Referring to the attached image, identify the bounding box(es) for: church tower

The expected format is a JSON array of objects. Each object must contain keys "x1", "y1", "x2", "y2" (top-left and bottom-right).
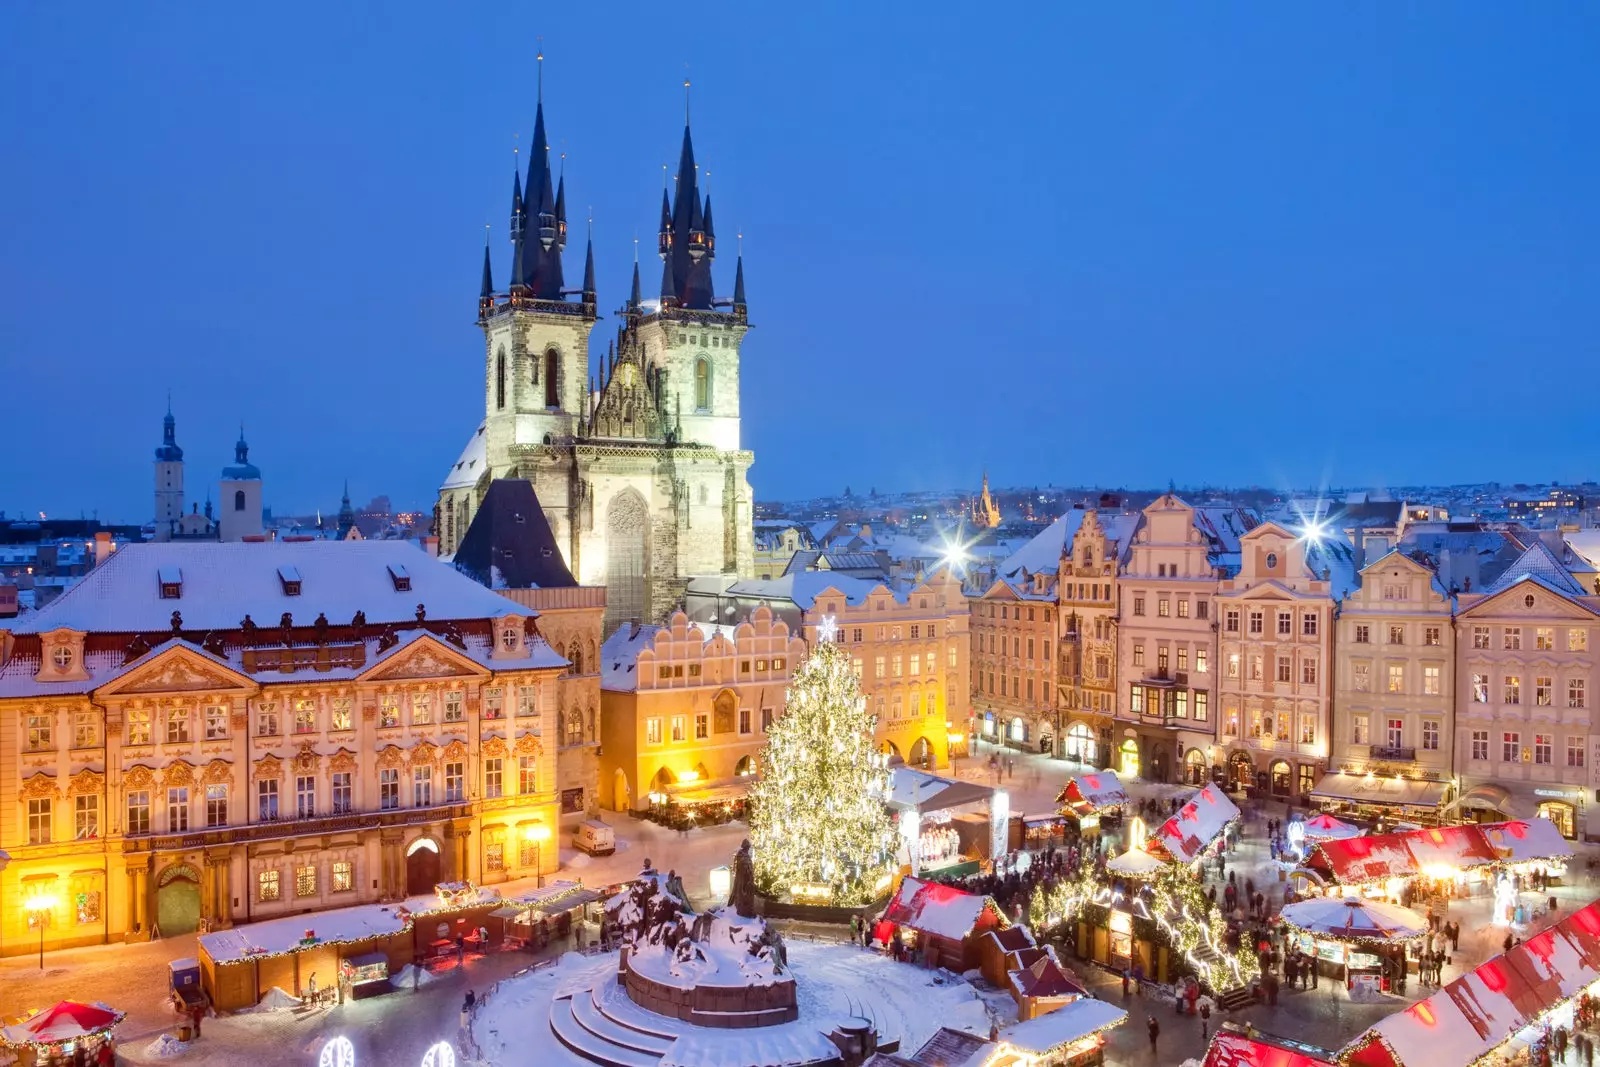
[
  {"x1": 218, "y1": 430, "x2": 264, "y2": 542},
  {"x1": 478, "y1": 68, "x2": 597, "y2": 482},
  {"x1": 153, "y1": 400, "x2": 185, "y2": 541}
]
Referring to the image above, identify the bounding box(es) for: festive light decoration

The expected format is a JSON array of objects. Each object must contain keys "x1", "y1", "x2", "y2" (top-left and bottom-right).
[
  {"x1": 748, "y1": 638, "x2": 895, "y2": 905},
  {"x1": 1029, "y1": 859, "x2": 1258, "y2": 993},
  {"x1": 421, "y1": 1041, "x2": 455, "y2": 1067},
  {"x1": 319, "y1": 1036, "x2": 355, "y2": 1067}
]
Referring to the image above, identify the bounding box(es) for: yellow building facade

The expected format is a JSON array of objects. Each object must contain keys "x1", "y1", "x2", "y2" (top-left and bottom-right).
[{"x1": 0, "y1": 542, "x2": 566, "y2": 957}]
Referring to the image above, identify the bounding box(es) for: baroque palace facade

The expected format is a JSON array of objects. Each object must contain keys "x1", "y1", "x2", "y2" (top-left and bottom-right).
[
  {"x1": 0, "y1": 541, "x2": 569, "y2": 956},
  {"x1": 437, "y1": 86, "x2": 755, "y2": 634}
]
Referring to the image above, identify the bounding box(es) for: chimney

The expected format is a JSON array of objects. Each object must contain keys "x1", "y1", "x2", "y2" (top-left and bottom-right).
[
  {"x1": 93, "y1": 532, "x2": 115, "y2": 568},
  {"x1": 421, "y1": 535, "x2": 440, "y2": 558}
]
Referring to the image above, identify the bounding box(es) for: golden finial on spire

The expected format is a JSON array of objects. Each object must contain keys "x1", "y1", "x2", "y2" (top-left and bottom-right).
[
  {"x1": 684, "y1": 65, "x2": 691, "y2": 123},
  {"x1": 536, "y1": 36, "x2": 545, "y2": 102}
]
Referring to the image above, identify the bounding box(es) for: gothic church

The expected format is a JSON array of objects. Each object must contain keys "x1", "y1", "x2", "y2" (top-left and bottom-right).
[{"x1": 437, "y1": 83, "x2": 755, "y2": 634}]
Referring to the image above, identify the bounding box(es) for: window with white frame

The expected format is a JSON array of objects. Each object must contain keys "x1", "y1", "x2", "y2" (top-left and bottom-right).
[
  {"x1": 1421, "y1": 720, "x2": 1439, "y2": 751},
  {"x1": 74, "y1": 794, "x2": 98, "y2": 839},
  {"x1": 1472, "y1": 626, "x2": 1490, "y2": 649},
  {"x1": 256, "y1": 702, "x2": 279, "y2": 736},
  {"x1": 1504, "y1": 676, "x2": 1521, "y2": 705},
  {"x1": 296, "y1": 775, "x2": 316, "y2": 818},
  {"x1": 1471, "y1": 730, "x2": 1488, "y2": 761},
  {"x1": 519, "y1": 755, "x2": 537, "y2": 794},
  {"x1": 1534, "y1": 734, "x2": 1553, "y2": 765},
  {"x1": 1351, "y1": 715, "x2": 1369, "y2": 745},
  {"x1": 412, "y1": 693, "x2": 433, "y2": 726},
  {"x1": 380, "y1": 768, "x2": 399, "y2": 810},
  {"x1": 168, "y1": 787, "x2": 189, "y2": 832},
  {"x1": 1536, "y1": 677, "x2": 1553, "y2": 707},
  {"x1": 1569, "y1": 736, "x2": 1586, "y2": 768},
  {"x1": 127, "y1": 791, "x2": 150, "y2": 835},
  {"x1": 1570, "y1": 629, "x2": 1589, "y2": 653},
  {"x1": 1502, "y1": 731, "x2": 1521, "y2": 763},
  {"x1": 444, "y1": 691, "x2": 464, "y2": 723},
  {"x1": 1473, "y1": 673, "x2": 1489, "y2": 702},
  {"x1": 445, "y1": 761, "x2": 464, "y2": 802},
  {"x1": 206, "y1": 784, "x2": 227, "y2": 828},
  {"x1": 1504, "y1": 627, "x2": 1522, "y2": 650},
  {"x1": 166, "y1": 706, "x2": 189, "y2": 745},
  {"x1": 332, "y1": 772, "x2": 352, "y2": 813},
  {"x1": 1277, "y1": 612, "x2": 1292, "y2": 635},
  {"x1": 331, "y1": 697, "x2": 353, "y2": 731},
  {"x1": 1423, "y1": 665, "x2": 1441, "y2": 696},
  {"x1": 1386, "y1": 718, "x2": 1403, "y2": 748},
  {"x1": 257, "y1": 779, "x2": 279, "y2": 820},
  {"x1": 1571, "y1": 679, "x2": 1587, "y2": 709},
  {"x1": 412, "y1": 766, "x2": 433, "y2": 807},
  {"x1": 1303, "y1": 613, "x2": 1319, "y2": 636},
  {"x1": 1536, "y1": 627, "x2": 1555, "y2": 651},
  {"x1": 205, "y1": 704, "x2": 228, "y2": 740}
]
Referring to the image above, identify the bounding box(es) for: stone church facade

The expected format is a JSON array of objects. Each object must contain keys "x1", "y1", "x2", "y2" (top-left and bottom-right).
[{"x1": 438, "y1": 91, "x2": 754, "y2": 634}]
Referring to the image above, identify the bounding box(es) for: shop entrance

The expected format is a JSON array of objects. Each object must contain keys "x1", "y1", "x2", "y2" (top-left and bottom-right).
[
  {"x1": 908, "y1": 737, "x2": 932, "y2": 768},
  {"x1": 1148, "y1": 744, "x2": 1170, "y2": 784},
  {"x1": 1270, "y1": 760, "x2": 1293, "y2": 797},
  {"x1": 1184, "y1": 749, "x2": 1208, "y2": 785},
  {"x1": 156, "y1": 864, "x2": 201, "y2": 937},
  {"x1": 1118, "y1": 739, "x2": 1140, "y2": 779},
  {"x1": 1538, "y1": 801, "x2": 1577, "y2": 839},
  {"x1": 1228, "y1": 752, "x2": 1255, "y2": 792},
  {"x1": 405, "y1": 838, "x2": 441, "y2": 896},
  {"x1": 1065, "y1": 723, "x2": 1098, "y2": 766}
]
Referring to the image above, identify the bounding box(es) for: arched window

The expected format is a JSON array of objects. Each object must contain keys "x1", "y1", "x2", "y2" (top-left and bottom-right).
[
  {"x1": 233, "y1": 490, "x2": 245, "y2": 511},
  {"x1": 495, "y1": 349, "x2": 506, "y2": 410},
  {"x1": 694, "y1": 358, "x2": 710, "y2": 411},
  {"x1": 544, "y1": 349, "x2": 559, "y2": 408}
]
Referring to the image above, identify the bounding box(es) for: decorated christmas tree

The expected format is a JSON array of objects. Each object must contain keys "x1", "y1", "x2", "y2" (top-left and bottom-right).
[{"x1": 749, "y1": 629, "x2": 896, "y2": 905}]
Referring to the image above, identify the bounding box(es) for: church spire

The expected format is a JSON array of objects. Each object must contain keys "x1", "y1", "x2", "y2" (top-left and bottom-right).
[
  {"x1": 509, "y1": 146, "x2": 523, "y2": 242},
  {"x1": 657, "y1": 112, "x2": 715, "y2": 309},
  {"x1": 732, "y1": 247, "x2": 746, "y2": 315},
  {"x1": 510, "y1": 50, "x2": 570, "y2": 304},
  {"x1": 479, "y1": 226, "x2": 495, "y2": 319},
  {"x1": 628, "y1": 248, "x2": 642, "y2": 312},
  {"x1": 581, "y1": 216, "x2": 597, "y2": 307}
]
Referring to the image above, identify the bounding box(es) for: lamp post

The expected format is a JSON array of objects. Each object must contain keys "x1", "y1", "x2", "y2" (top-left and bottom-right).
[
  {"x1": 26, "y1": 894, "x2": 56, "y2": 970},
  {"x1": 523, "y1": 825, "x2": 551, "y2": 888}
]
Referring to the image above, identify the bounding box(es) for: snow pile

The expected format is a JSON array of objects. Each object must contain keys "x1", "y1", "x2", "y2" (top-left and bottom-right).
[
  {"x1": 243, "y1": 987, "x2": 302, "y2": 1013},
  {"x1": 144, "y1": 1034, "x2": 191, "y2": 1059},
  {"x1": 392, "y1": 964, "x2": 438, "y2": 988}
]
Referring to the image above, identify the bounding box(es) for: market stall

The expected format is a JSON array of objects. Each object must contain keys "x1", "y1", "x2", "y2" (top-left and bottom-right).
[
  {"x1": 1339, "y1": 901, "x2": 1600, "y2": 1067},
  {"x1": 1018, "y1": 812, "x2": 1073, "y2": 852},
  {"x1": 0, "y1": 1002, "x2": 124, "y2": 1067},
  {"x1": 339, "y1": 952, "x2": 392, "y2": 1000},
  {"x1": 1202, "y1": 1025, "x2": 1339, "y2": 1067},
  {"x1": 495, "y1": 881, "x2": 606, "y2": 948},
  {"x1": 1106, "y1": 847, "x2": 1166, "y2": 880},
  {"x1": 1056, "y1": 771, "x2": 1130, "y2": 833},
  {"x1": 1302, "y1": 813, "x2": 1362, "y2": 841},
  {"x1": 198, "y1": 903, "x2": 413, "y2": 1012},
  {"x1": 876, "y1": 875, "x2": 1009, "y2": 971},
  {"x1": 980, "y1": 996, "x2": 1128, "y2": 1067},
  {"x1": 1279, "y1": 897, "x2": 1427, "y2": 988},
  {"x1": 1147, "y1": 783, "x2": 1241, "y2": 866},
  {"x1": 1308, "y1": 771, "x2": 1450, "y2": 827},
  {"x1": 882, "y1": 767, "x2": 1007, "y2": 875},
  {"x1": 1295, "y1": 818, "x2": 1572, "y2": 903}
]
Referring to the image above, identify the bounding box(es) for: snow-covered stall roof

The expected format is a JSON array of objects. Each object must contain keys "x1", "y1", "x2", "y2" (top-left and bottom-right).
[
  {"x1": 884, "y1": 767, "x2": 995, "y2": 814},
  {"x1": 1, "y1": 1001, "x2": 125, "y2": 1047},
  {"x1": 199, "y1": 903, "x2": 410, "y2": 964},
  {"x1": 1149, "y1": 784, "x2": 1239, "y2": 864},
  {"x1": 1481, "y1": 818, "x2": 1575, "y2": 865},
  {"x1": 1310, "y1": 833, "x2": 1423, "y2": 885},
  {"x1": 1056, "y1": 770, "x2": 1129, "y2": 814},
  {"x1": 1203, "y1": 1029, "x2": 1339, "y2": 1067},
  {"x1": 1400, "y1": 825, "x2": 1499, "y2": 871},
  {"x1": 883, "y1": 876, "x2": 1006, "y2": 941},
  {"x1": 994, "y1": 996, "x2": 1127, "y2": 1055},
  {"x1": 1341, "y1": 902, "x2": 1600, "y2": 1067}
]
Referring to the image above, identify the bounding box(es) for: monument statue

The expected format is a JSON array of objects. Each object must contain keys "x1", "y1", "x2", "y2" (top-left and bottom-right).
[{"x1": 730, "y1": 838, "x2": 757, "y2": 918}]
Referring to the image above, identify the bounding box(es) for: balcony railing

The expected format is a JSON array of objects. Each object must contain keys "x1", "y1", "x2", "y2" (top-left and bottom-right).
[
  {"x1": 1369, "y1": 745, "x2": 1417, "y2": 762},
  {"x1": 121, "y1": 801, "x2": 473, "y2": 853}
]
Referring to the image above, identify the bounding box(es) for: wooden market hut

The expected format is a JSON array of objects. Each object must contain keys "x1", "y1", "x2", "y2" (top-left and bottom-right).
[
  {"x1": 878, "y1": 875, "x2": 1008, "y2": 971},
  {"x1": 198, "y1": 903, "x2": 413, "y2": 1012}
]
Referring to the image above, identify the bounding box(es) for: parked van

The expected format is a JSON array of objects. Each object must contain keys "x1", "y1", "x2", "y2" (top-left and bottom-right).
[{"x1": 572, "y1": 819, "x2": 616, "y2": 856}]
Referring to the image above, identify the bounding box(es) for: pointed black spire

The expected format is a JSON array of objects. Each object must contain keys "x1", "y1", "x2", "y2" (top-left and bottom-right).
[
  {"x1": 628, "y1": 257, "x2": 642, "y2": 312},
  {"x1": 581, "y1": 227, "x2": 596, "y2": 305},
  {"x1": 510, "y1": 151, "x2": 524, "y2": 241},
  {"x1": 555, "y1": 168, "x2": 567, "y2": 250},
  {"x1": 702, "y1": 195, "x2": 715, "y2": 241},
  {"x1": 509, "y1": 225, "x2": 527, "y2": 292},
  {"x1": 479, "y1": 229, "x2": 496, "y2": 317},
  {"x1": 660, "y1": 253, "x2": 678, "y2": 307},
  {"x1": 732, "y1": 252, "x2": 746, "y2": 310},
  {"x1": 156, "y1": 398, "x2": 183, "y2": 461}
]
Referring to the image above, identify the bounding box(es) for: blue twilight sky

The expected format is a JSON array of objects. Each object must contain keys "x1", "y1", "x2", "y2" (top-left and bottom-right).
[{"x1": 3, "y1": 5, "x2": 1599, "y2": 523}]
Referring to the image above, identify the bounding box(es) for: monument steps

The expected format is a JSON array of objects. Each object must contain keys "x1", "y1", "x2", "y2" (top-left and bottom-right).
[{"x1": 549, "y1": 996, "x2": 662, "y2": 1067}]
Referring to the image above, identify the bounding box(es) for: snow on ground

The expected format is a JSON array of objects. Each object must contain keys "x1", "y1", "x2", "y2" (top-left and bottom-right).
[
  {"x1": 238, "y1": 987, "x2": 301, "y2": 1013},
  {"x1": 391, "y1": 964, "x2": 439, "y2": 989},
  {"x1": 469, "y1": 941, "x2": 994, "y2": 1066},
  {"x1": 143, "y1": 1034, "x2": 191, "y2": 1059}
]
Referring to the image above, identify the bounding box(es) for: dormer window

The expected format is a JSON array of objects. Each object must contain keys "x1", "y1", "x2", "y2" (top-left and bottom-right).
[
  {"x1": 278, "y1": 565, "x2": 302, "y2": 596},
  {"x1": 387, "y1": 563, "x2": 411, "y2": 592},
  {"x1": 158, "y1": 566, "x2": 183, "y2": 600},
  {"x1": 52, "y1": 646, "x2": 74, "y2": 671},
  {"x1": 501, "y1": 627, "x2": 519, "y2": 651}
]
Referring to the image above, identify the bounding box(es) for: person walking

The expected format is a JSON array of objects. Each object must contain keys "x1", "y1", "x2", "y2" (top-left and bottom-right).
[
  {"x1": 1147, "y1": 1017, "x2": 1160, "y2": 1054},
  {"x1": 1122, "y1": 968, "x2": 1131, "y2": 999},
  {"x1": 461, "y1": 989, "x2": 476, "y2": 1030},
  {"x1": 1200, "y1": 1001, "x2": 1212, "y2": 1043}
]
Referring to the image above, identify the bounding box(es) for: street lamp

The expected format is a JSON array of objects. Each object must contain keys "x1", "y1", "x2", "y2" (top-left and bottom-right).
[
  {"x1": 523, "y1": 825, "x2": 551, "y2": 888},
  {"x1": 26, "y1": 894, "x2": 56, "y2": 970}
]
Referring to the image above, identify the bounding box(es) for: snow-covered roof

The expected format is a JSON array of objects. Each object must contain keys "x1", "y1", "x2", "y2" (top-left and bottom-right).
[
  {"x1": 1485, "y1": 539, "x2": 1588, "y2": 598},
  {"x1": 440, "y1": 422, "x2": 489, "y2": 491},
  {"x1": 200, "y1": 903, "x2": 410, "y2": 964},
  {"x1": 883, "y1": 767, "x2": 995, "y2": 813},
  {"x1": 1481, "y1": 818, "x2": 1574, "y2": 865},
  {"x1": 1149, "y1": 784, "x2": 1240, "y2": 864},
  {"x1": 599, "y1": 623, "x2": 662, "y2": 692},
  {"x1": 995, "y1": 512, "x2": 1085, "y2": 582},
  {"x1": 1057, "y1": 770, "x2": 1128, "y2": 813},
  {"x1": 9, "y1": 541, "x2": 532, "y2": 635},
  {"x1": 1205, "y1": 1030, "x2": 1338, "y2": 1067},
  {"x1": 995, "y1": 996, "x2": 1126, "y2": 1055},
  {"x1": 883, "y1": 876, "x2": 1005, "y2": 940},
  {"x1": 719, "y1": 570, "x2": 907, "y2": 611}
]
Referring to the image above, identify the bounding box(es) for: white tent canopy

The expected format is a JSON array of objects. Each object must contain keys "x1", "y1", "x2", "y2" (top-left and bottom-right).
[
  {"x1": 1106, "y1": 848, "x2": 1166, "y2": 878},
  {"x1": 1280, "y1": 897, "x2": 1427, "y2": 943}
]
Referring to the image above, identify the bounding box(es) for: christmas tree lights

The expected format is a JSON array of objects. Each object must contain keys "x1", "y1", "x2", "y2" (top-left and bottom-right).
[{"x1": 748, "y1": 636, "x2": 896, "y2": 905}]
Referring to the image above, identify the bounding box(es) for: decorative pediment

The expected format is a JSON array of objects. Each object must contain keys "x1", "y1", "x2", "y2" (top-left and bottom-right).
[
  {"x1": 253, "y1": 755, "x2": 283, "y2": 781},
  {"x1": 360, "y1": 635, "x2": 486, "y2": 684},
  {"x1": 481, "y1": 736, "x2": 509, "y2": 759},
  {"x1": 99, "y1": 645, "x2": 254, "y2": 698},
  {"x1": 376, "y1": 746, "x2": 407, "y2": 771},
  {"x1": 329, "y1": 748, "x2": 358, "y2": 774},
  {"x1": 68, "y1": 770, "x2": 104, "y2": 796},
  {"x1": 292, "y1": 743, "x2": 320, "y2": 774},
  {"x1": 513, "y1": 733, "x2": 543, "y2": 757},
  {"x1": 162, "y1": 761, "x2": 196, "y2": 788},
  {"x1": 409, "y1": 741, "x2": 438, "y2": 765},
  {"x1": 442, "y1": 739, "x2": 469, "y2": 762},
  {"x1": 202, "y1": 759, "x2": 233, "y2": 786},
  {"x1": 124, "y1": 765, "x2": 156, "y2": 791},
  {"x1": 20, "y1": 773, "x2": 58, "y2": 801},
  {"x1": 1463, "y1": 579, "x2": 1600, "y2": 621}
]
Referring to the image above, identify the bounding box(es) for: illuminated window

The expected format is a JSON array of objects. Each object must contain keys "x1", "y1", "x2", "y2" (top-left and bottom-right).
[
  {"x1": 518, "y1": 756, "x2": 537, "y2": 794},
  {"x1": 296, "y1": 865, "x2": 317, "y2": 897},
  {"x1": 1423, "y1": 666, "x2": 1441, "y2": 696},
  {"x1": 646, "y1": 718, "x2": 662, "y2": 745},
  {"x1": 26, "y1": 712, "x2": 52, "y2": 751},
  {"x1": 1536, "y1": 628, "x2": 1555, "y2": 651},
  {"x1": 258, "y1": 870, "x2": 281, "y2": 902},
  {"x1": 332, "y1": 861, "x2": 354, "y2": 892},
  {"x1": 1536, "y1": 677, "x2": 1553, "y2": 707},
  {"x1": 1504, "y1": 676, "x2": 1521, "y2": 705},
  {"x1": 166, "y1": 706, "x2": 189, "y2": 744},
  {"x1": 1502, "y1": 731, "x2": 1521, "y2": 763},
  {"x1": 412, "y1": 693, "x2": 433, "y2": 726},
  {"x1": 331, "y1": 698, "x2": 353, "y2": 731},
  {"x1": 294, "y1": 699, "x2": 317, "y2": 734},
  {"x1": 127, "y1": 791, "x2": 151, "y2": 836},
  {"x1": 1387, "y1": 665, "x2": 1405, "y2": 693},
  {"x1": 1570, "y1": 629, "x2": 1589, "y2": 653},
  {"x1": 74, "y1": 794, "x2": 98, "y2": 839},
  {"x1": 205, "y1": 705, "x2": 228, "y2": 740}
]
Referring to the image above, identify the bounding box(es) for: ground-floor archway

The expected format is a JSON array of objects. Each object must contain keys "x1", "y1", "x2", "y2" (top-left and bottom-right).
[
  {"x1": 1147, "y1": 743, "x2": 1170, "y2": 784},
  {"x1": 879, "y1": 740, "x2": 902, "y2": 761},
  {"x1": 735, "y1": 755, "x2": 756, "y2": 777},
  {"x1": 1270, "y1": 759, "x2": 1292, "y2": 797},
  {"x1": 1184, "y1": 748, "x2": 1208, "y2": 785},
  {"x1": 1065, "y1": 722, "x2": 1097, "y2": 766},
  {"x1": 908, "y1": 736, "x2": 932, "y2": 768},
  {"x1": 1227, "y1": 751, "x2": 1255, "y2": 792},
  {"x1": 1118, "y1": 738, "x2": 1141, "y2": 779},
  {"x1": 406, "y1": 837, "x2": 442, "y2": 896},
  {"x1": 1008, "y1": 717, "x2": 1028, "y2": 744},
  {"x1": 156, "y1": 864, "x2": 201, "y2": 937}
]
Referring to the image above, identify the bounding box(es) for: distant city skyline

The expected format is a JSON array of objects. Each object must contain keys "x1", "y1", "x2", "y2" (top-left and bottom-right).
[{"x1": 6, "y1": 7, "x2": 1600, "y2": 521}]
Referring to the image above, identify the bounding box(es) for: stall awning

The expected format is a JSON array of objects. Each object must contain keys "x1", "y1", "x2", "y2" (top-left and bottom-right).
[
  {"x1": 1442, "y1": 784, "x2": 1516, "y2": 815},
  {"x1": 666, "y1": 782, "x2": 751, "y2": 806},
  {"x1": 1309, "y1": 773, "x2": 1448, "y2": 809}
]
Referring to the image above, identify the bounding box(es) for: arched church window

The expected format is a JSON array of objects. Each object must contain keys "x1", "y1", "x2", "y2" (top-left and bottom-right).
[
  {"x1": 495, "y1": 349, "x2": 506, "y2": 410},
  {"x1": 694, "y1": 358, "x2": 710, "y2": 411},
  {"x1": 233, "y1": 490, "x2": 245, "y2": 512},
  {"x1": 544, "y1": 349, "x2": 559, "y2": 408}
]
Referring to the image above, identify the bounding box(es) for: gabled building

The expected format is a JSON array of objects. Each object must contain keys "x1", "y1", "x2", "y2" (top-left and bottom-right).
[
  {"x1": 1216, "y1": 522, "x2": 1355, "y2": 800},
  {"x1": 0, "y1": 541, "x2": 566, "y2": 956},
  {"x1": 1057, "y1": 510, "x2": 1136, "y2": 771},
  {"x1": 1324, "y1": 549, "x2": 1456, "y2": 822},
  {"x1": 1452, "y1": 541, "x2": 1600, "y2": 838},
  {"x1": 1117, "y1": 494, "x2": 1258, "y2": 785}
]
